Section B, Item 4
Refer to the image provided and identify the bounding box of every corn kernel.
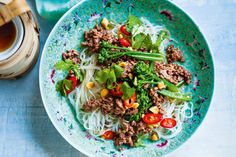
[86,82,95,89]
[132,103,139,108]
[101,18,109,29]
[119,62,126,68]
[101,88,109,97]
[119,34,123,39]
[150,132,159,141]
[169,98,175,103]
[157,81,166,89]
[152,123,160,128]
[147,124,154,129]
[149,106,159,114]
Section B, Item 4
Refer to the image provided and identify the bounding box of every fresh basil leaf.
[113,65,124,78]
[126,14,142,32]
[56,80,63,93]
[54,61,71,71]
[106,79,115,89]
[142,34,153,51]
[108,69,116,82]
[132,33,146,49]
[121,82,136,100]
[153,30,169,51]
[56,79,73,96]
[73,65,83,82]
[63,79,73,91]
[95,69,110,84]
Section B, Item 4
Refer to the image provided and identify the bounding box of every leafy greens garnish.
[95,65,124,89]
[125,14,142,32]
[121,82,136,100]
[132,33,153,51]
[55,59,74,71]
[56,79,73,96]
[54,59,83,82]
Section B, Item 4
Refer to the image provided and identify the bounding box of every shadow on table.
[25,1,87,157]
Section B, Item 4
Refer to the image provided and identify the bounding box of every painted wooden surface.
[0,0,235,156]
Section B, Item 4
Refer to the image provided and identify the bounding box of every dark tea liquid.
[0,21,16,52]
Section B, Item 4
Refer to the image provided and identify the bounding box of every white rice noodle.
[156,101,193,140]
[68,49,120,136]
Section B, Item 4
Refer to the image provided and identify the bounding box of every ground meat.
[82,97,114,114]
[125,108,138,115]
[121,60,137,78]
[62,49,80,64]
[149,87,166,114]
[166,45,185,63]
[154,62,192,84]
[100,97,114,115]
[113,99,126,116]
[114,120,151,148]
[81,25,118,52]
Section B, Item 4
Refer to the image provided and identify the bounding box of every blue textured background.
[0,0,236,157]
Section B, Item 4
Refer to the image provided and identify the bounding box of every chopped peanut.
[119,62,126,68]
[101,88,109,97]
[132,102,139,108]
[150,132,159,141]
[128,73,133,79]
[149,106,159,114]
[128,47,133,51]
[157,81,166,89]
[86,82,95,89]
[101,18,109,30]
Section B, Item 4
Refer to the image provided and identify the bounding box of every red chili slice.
[120,25,131,36]
[66,76,77,95]
[102,130,116,140]
[143,113,163,124]
[110,82,123,97]
[119,38,131,47]
[160,118,177,128]
[123,93,136,108]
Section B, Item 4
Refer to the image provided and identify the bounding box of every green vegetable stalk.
[128,87,152,121]
[98,42,164,64]
[157,90,192,101]
[134,61,179,92]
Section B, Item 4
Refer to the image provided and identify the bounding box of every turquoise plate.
[39,0,214,156]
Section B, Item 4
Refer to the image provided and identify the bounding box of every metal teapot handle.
[0,0,30,27]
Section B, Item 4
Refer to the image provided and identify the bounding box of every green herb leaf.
[113,65,124,78]
[72,65,84,82]
[95,69,111,84]
[56,79,73,96]
[121,82,136,100]
[56,80,63,93]
[95,65,124,89]
[54,60,72,71]
[142,34,153,50]
[134,134,148,147]
[132,33,146,49]
[106,69,117,89]
[132,33,153,51]
[63,79,73,91]
[152,30,169,52]
[126,14,142,32]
